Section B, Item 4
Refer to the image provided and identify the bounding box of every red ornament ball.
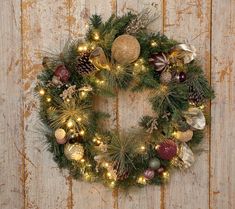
[54,65,70,82]
[144,169,155,180]
[156,139,177,160]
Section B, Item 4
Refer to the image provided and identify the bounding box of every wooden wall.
[0,0,234,208]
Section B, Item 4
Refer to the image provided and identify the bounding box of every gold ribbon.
[170,44,197,64]
[89,47,110,70]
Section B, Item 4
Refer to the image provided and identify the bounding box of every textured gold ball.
[111,34,140,64]
[55,128,66,144]
[174,130,193,142]
[64,143,84,161]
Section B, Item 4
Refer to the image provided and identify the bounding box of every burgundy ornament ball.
[144,169,155,180]
[176,72,186,82]
[156,139,177,160]
[54,65,70,82]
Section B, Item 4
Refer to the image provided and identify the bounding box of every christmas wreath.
[36,9,214,189]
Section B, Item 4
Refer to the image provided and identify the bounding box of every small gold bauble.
[64,143,84,161]
[55,128,66,144]
[111,34,140,64]
[174,129,193,142]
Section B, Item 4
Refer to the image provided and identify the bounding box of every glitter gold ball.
[111,34,140,65]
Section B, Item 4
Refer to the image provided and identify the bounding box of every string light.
[172,131,177,137]
[46,97,51,102]
[96,79,105,85]
[79,130,85,136]
[39,89,45,96]
[139,58,144,63]
[80,158,85,163]
[110,181,116,188]
[93,32,100,40]
[155,145,160,150]
[103,162,109,168]
[151,40,157,47]
[77,117,82,122]
[137,176,146,184]
[140,145,146,151]
[116,65,122,70]
[107,172,112,179]
[162,171,170,181]
[84,172,90,181]
[134,62,139,67]
[66,98,70,102]
[199,104,205,110]
[80,91,87,98]
[67,120,74,128]
[78,44,88,52]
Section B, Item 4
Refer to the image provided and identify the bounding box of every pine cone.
[77,52,96,75]
[113,162,130,180]
[189,86,204,104]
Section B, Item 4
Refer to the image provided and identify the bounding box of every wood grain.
[163,0,211,208]
[210,0,235,208]
[0,1,24,209]
[70,1,117,209]
[22,1,71,208]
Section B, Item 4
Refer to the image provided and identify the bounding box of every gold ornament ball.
[174,129,193,142]
[64,143,84,161]
[111,34,140,64]
[55,128,67,144]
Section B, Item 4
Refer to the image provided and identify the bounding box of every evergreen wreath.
[36,9,214,189]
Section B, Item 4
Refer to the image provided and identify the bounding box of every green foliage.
[188,130,204,147]
[35,10,214,189]
[149,83,189,115]
[186,62,215,101]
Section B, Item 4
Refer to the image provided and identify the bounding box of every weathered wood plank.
[22,1,71,208]
[0,1,24,209]
[116,1,162,209]
[70,1,117,209]
[163,1,211,208]
[210,0,235,208]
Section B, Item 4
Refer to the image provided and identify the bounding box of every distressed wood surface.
[210,0,235,208]
[70,1,117,209]
[0,1,24,209]
[0,0,235,209]
[116,1,163,209]
[163,1,211,209]
[22,1,71,209]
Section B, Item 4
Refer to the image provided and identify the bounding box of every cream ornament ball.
[55,128,67,144]
[111,34,141,64]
